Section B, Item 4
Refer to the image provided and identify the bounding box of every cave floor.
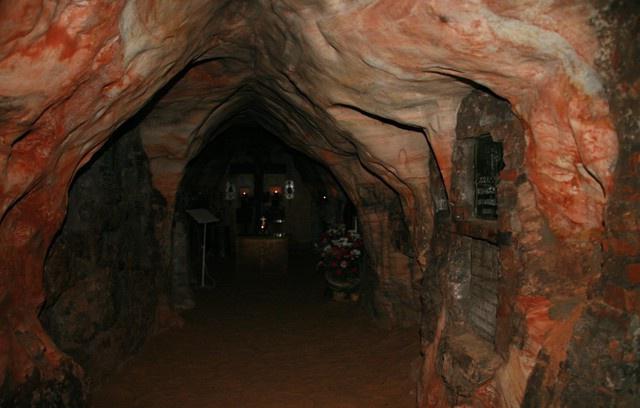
[91,254,419,407]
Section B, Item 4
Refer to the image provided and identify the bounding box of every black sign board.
[474,136,504,220]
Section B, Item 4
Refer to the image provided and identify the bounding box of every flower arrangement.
[316,224,363,285]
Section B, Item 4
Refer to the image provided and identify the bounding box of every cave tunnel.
[173,122,352,291]
[1,1,639,407]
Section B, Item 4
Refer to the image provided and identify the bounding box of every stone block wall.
[419,88,526,404]
[468,238,499,343]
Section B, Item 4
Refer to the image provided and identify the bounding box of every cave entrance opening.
[173,122,356,294]
[40,111,421,407]
[77,115,419,407]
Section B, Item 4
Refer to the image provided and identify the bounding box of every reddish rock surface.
[0,1,637,406]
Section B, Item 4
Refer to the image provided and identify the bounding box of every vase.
[324,269,360,293]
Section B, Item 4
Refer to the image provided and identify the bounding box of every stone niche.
[435,89,525,401]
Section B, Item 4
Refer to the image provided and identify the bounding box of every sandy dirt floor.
[92,257,420,407]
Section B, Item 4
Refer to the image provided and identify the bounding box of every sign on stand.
[186,209,219,288]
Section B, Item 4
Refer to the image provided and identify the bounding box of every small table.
[236,235,288,276]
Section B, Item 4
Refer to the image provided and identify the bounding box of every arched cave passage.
[171,122,361,298]
[37,70,524,406]
[39,78,430,406]
[2,2,638,407]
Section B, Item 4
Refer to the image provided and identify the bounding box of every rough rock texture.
[0,0,637,406]
[40,125,165,384]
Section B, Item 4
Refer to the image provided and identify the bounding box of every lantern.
[224,181,236,200]
[284,180,295,199]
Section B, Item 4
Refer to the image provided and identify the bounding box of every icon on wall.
[224,182,236,201]
[284,180,295,200]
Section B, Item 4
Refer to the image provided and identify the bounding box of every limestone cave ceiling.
[0,0,621,344]
[0,0,622,288]
[0,1,617,237]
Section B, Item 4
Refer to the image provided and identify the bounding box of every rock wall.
[0,1,637,406]
[420,78,638,407]
[554,3,640,406]
[40,126,166,387]
[420,89,528,406]
[355,183,420,327]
